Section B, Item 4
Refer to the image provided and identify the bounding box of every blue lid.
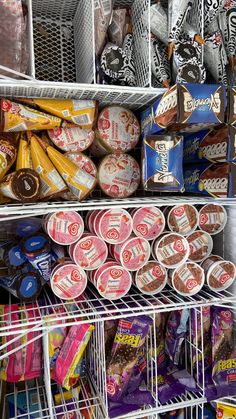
[16,218,42,238]
[24,235,48,253]
[8,245,27,267]
[19,274,39,299]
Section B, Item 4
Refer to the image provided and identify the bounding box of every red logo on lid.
[122,250,132,263]
[152,265,164,278]
[136,223,148,237]
[219,273,230,284]
[71,269,83,282]
[173,206,185,217]
[106,228,119,240]
[107,381,116,396]
[68,222,80,236]
[173,239,185,254]
[200,213,209,226]
[186,279,198,291]
[80,238,92,250]
[52,128,62,137]
[98,117,110,130]
[1,100,12,112]
[110,268,123,279]
[221,310,231,320]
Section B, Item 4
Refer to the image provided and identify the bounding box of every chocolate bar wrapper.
[150,3,168,45]
[212,307,236,397]
[183,126,236,164]
[228,86,236,125]
[142,134,184,193]
[94,0,114,56]
[204,32,228,85]
[204,0,226,29]
[106,315,152,401]
[155,372,185,405]
[120,33,136,86]
[105,319,119,361]
[140,84,226,138]
[165,309,189,365]
[168,0,193,44]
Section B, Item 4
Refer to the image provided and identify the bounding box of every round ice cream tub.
[153,233,189,269]
[47,126,94,152]
[132,207,165,241]
[45,211,84,245]
[89,260,115,284]
[170,262,205,296]
[199,204,227,235]
[97,208,133,244]
[187,231,213,263]
[51,263,87,300]
[92,210,107,237]
[85,210,100,234]
[73,235,108,271]
[135,261,167,295]
[98,153,140,198]
[95,265,132,300]
[97,106,140,153]
[201,254,224,272]
[206,260,236,292]
[167,204,199,236]
[114,236,150,271]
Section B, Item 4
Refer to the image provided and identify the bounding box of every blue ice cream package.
[3,242,27,267]
[20,234,51,283]
[183,126,236,164]
[140,83,226,138]
[7,389,42,418]
[142,134,184,192]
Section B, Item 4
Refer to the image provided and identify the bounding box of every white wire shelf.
[1,197,236,220]
[0,285,235,336]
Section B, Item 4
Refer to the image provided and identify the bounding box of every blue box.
[140,84,226,139]
[7,390,42,419]
[142,134,184,192]
[184,162,236,198]
[183,126,236,164]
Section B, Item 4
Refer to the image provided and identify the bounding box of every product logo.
[106,228,119,240]
[185,94,220,113]
[173,206,185,217]
[107,381,116,396]
[199,213,209,226]
[71,269,83,282]
[184,169,200,186]
[136,223,148,236]
[152,265,164,278]
[80,239,92,250]
[52,128,62,137]
[186,279,198,291]
[122,250,132,263]
[110,268,123,279]
[68,222,80,236]
[173,239,185,254]
[219,273,230,284]
[221,310,232,320]
[1,99,12,112]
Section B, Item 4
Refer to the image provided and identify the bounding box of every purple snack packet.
[106,315,152,402]
[123,389,154,406]
[156,372,185,405]
[105,319,119,360]
[108,401,141,418]
[212,307,236,397]
[165,309,189,365]
[125,353,147,394]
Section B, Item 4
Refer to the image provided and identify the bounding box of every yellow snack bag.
[30,99,98,129]
[217,403,236,418]
[30,135,67,199]
[16,134,33,170]
[47,146,96,201]
[54,386,81,405]
[0,99,63,132]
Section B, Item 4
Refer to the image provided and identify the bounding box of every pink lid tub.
[135,261,167,295]
[167,204,199,236]
[170,262,204,296]
[50,263,87,300]
[97,208,133,244]
[96,265,132,300]
[206,260,236,291]
[113,236,150,271]
[45,211,84,245]
[132,207,165,241]
[187,231,213,263]
[73,235,108,270]
[153,233,189,269]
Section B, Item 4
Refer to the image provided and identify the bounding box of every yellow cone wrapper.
[0,169,40,202]
[27,131,53,152]
[22,99,98,129]
[0,99,63,132]
[30,135,67,199]
[16,134,33,170]
[47,146,96,201]
[0,134,17,181]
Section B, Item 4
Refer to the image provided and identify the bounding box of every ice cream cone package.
[0,99,64,132]
[15,99,98,129]
[30,134,67,199]
[47,146,97,201]
[0,169,41,203]
[0,134,17,181]
[16,133,33,170]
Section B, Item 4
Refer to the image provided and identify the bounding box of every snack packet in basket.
[106,315,152,401]
[165,309,189,365]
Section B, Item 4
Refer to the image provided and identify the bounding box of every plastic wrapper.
[0,169,40,203]
[106,315,152,401]
[142,134,184,192]
[204,0,226,29]
[16,134,33,170]
[150,3,168,45]
[204,32,228,84]
[151,37,170,88]
[212,307,236,397]
[95,0,114,56]
[168,0,194,44]
[0,0,28,77]
[54,323,94,390]
[217,402,236,418]
[219,1,236,67]
[21,233,51,283]
[45,312,68,371]
[0,134,17,181]
[108,8,127,47]
[165,309,189,365]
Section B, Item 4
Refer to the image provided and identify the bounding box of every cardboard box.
[228,86,236,125]
[184,162,236,198]
[183,125,236,164]
[140,84,226,138]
